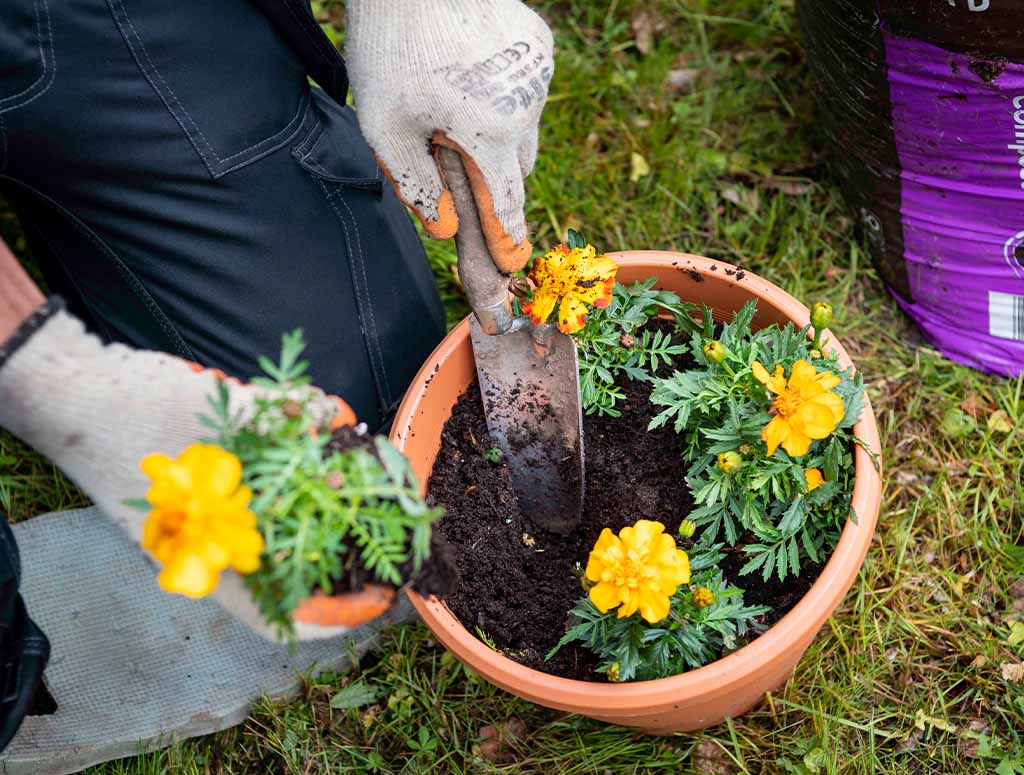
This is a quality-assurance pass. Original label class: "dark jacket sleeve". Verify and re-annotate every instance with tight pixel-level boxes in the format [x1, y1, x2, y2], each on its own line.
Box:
[248, 0, 349, 104]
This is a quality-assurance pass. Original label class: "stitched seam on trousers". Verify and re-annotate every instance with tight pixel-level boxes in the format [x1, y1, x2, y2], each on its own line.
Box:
[12, 202, 120, 343]
[293, 115, 325, 159]
[0, 0, 56, 114]
[108, 0, 309, 178]
[334, 192, 393, 403]
[107, 0, 217, 173]
[299, 155, 380, 186]
[316, 178, 391, 411]
[0, 176, 197, 359]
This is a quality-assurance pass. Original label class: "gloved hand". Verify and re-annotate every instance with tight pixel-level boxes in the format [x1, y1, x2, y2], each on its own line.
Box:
[0, 252, 368, 642]
[345, 0, 554, 274]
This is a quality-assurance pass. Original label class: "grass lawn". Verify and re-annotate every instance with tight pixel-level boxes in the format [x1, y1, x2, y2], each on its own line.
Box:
[3, 1, 1024, 772]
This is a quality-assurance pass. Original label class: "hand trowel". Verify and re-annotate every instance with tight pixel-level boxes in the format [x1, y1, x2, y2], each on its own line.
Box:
[437, 147, 584, 534]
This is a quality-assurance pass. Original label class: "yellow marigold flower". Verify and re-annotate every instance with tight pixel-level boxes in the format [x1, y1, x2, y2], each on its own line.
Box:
[804, 468, 825, 492]
[523, 243, 618, 334]
[751, 359, 845, 458]
[585, 519, 691, 624]
[140, 444, 263, 599]
[692, 586, 714, 608]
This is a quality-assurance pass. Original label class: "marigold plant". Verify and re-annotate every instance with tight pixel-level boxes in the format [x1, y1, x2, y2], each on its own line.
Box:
[648, 300, 869, 582]
[551, 541, 768, 682]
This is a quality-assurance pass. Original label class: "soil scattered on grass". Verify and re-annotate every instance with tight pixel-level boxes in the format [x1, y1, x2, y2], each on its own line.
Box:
[426, 322, 825, 680]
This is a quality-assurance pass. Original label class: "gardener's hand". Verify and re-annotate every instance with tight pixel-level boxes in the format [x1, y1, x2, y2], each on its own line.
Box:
[0, 253, 372, 641]
[345, 0, 554, 274]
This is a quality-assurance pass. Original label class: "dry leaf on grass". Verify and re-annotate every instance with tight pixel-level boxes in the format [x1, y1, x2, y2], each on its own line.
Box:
[959, 392, 992, 419]
[1000, 661, 1024, 683]
[630, 152, 651, 183]
[692, 740, 736, 775]
[664, 68, 701, 95]
[762, 176, 813, 195]
[631, 10, 664, 55]
[1011, 578, 1024, 613]
[477, 717, 528, 764]
[987, 409, 1014, 433]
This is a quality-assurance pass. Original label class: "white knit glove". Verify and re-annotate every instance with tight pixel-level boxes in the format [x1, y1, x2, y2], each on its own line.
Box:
[345, 0, 554, 273]
[0, 304, 361, 642]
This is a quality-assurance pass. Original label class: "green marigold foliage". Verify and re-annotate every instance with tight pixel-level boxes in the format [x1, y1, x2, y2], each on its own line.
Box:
[203, 331, 441, 635]
[648, 301, 866, 582]
[573, 278, 699, 416]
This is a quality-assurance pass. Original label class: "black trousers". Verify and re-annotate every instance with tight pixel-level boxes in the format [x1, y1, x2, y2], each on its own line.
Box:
[0, 0, 446, 430]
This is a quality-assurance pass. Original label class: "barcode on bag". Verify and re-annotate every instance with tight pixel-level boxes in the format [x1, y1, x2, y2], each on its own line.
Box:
[989, 291, 1024, 341]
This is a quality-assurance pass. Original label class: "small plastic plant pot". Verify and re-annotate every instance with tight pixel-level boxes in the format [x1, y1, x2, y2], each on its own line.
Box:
[391, 252, 883, 734]
[292, 584, 397, 628]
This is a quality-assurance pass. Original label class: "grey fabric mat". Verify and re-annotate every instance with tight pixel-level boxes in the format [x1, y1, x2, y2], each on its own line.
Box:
[1, 507, 413, 775]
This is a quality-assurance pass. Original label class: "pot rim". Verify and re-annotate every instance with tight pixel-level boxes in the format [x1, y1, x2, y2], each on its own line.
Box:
[397, 251, 882, 712]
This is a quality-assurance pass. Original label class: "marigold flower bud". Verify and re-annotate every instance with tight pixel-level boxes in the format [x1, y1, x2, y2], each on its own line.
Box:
[717, 451, 742, 474]
[678, 519, 697, 538]
[282, 399, 303, 418]
[703, 339, 727, 364]
[606, 663, 622, 682]
[325, 470, 345, 490]
[738, 443, 753, 456]
[811, 302, 833, 330]
[619, 333, 636, 349]
[692, 587, 714, 608]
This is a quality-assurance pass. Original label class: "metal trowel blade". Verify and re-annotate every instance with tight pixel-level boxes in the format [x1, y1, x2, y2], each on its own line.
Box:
[469, 315, 585, 534]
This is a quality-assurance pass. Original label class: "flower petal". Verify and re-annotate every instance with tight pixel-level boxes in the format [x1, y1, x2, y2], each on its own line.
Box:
[762, 416, 789, 456]
[638, 588, 672, 624]
[157, 553, 220, 599]
[589, 581, 622, 613]
[557, 295, 591, 334]
[805, 468, 825, 492]
[791, 395, 844, 439]
[780, 429, 813, 457]
[522, 286, 558, 326]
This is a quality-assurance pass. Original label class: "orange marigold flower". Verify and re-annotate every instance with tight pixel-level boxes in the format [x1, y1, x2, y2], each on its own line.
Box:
[140, 444, 263, 599]
[522, 243, 618, 334]
[752, 359, 845, 458]
[585, 519, 690, 624]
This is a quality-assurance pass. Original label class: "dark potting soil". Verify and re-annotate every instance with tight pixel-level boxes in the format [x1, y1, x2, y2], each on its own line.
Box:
[427, 323, 825, 681]
[321, 426, 456, 598]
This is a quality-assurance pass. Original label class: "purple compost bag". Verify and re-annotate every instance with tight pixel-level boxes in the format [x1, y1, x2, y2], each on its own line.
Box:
[798, 0, 1024, 375]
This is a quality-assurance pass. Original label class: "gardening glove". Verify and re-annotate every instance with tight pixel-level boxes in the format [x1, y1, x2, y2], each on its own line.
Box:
[345, 0, 554, 274]
[0, 298, 369, 643]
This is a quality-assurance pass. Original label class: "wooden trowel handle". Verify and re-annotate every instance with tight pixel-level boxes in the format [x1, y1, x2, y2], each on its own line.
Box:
[437, 147, 513, 335]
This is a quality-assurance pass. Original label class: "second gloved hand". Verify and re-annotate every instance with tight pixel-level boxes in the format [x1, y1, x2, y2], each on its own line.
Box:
[345, 0, 554, 274]
[0, 302, 359, 642]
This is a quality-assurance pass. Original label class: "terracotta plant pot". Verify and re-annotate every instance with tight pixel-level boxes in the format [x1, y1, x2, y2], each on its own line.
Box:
[391, 251, 882, 734]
